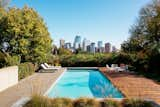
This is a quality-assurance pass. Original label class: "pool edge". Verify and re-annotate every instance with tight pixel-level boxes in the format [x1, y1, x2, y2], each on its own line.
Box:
[44, 68, 67, 96]
[44, 67, 124, 100]
[67, 67, 98, 70]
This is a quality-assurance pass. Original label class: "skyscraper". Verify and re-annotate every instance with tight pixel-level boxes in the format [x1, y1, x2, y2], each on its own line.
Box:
[82, 38, 90, 51]
[97, 41, 103, 53]
[87, 45, 91, 52]
[90, 42, 96, 53]
[98, 41, 103, 48]
[105, 42, 111, 52]
[64, 42, 72, 49]
[74, 35, 81, 49]
[112, 46, 117, 52]
[60, 39, 65, 48]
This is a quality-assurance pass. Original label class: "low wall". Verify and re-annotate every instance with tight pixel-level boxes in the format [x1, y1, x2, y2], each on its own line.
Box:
[0, 66, 18, 92]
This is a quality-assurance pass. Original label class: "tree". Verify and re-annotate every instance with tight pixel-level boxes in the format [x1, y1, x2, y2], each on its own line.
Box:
[58, 48, 72, 55]
[121, 0, 160, 75]
[51, 44, 58, 55]
[121, 0, 160, 53]
[0, 6, 52, 63]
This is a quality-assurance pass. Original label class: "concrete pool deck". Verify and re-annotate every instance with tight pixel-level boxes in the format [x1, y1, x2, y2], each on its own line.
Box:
[99, 67, 160, 105]
[0, 68, 66, 107]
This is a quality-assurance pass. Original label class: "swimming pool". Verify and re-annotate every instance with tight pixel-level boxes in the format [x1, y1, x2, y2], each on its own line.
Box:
[47, 69, 123, 98]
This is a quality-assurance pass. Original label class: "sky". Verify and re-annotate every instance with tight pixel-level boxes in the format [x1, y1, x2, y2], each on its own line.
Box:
[10, 0, 151, 49]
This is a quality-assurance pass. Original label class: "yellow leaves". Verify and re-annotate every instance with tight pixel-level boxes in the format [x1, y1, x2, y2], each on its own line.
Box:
[19, 39, 29, 47]
[19, 48, 28, 55]
[0, 8, 6, 18]
[0, 6, 52, 63]
[10, 39, 16, 46]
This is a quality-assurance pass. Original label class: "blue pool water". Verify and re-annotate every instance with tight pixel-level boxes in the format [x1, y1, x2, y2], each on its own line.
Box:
[47, 69, 123, 98]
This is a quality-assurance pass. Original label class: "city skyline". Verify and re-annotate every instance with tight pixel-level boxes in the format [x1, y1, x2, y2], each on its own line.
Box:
[11, 0, 151, 49]
[59, 36, 117, 53]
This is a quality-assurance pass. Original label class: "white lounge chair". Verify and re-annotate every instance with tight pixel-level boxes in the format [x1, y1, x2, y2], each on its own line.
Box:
[39, 64, 60, 72]
[106, 64, 118, 71]
[112, 64, 118, 67]
[117, 65, 128, 72]
[106, 64, 129, 72]
[44, 63, 61, 68]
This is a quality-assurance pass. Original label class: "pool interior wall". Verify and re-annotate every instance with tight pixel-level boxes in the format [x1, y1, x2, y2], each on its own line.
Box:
[46, 69, 124, 99]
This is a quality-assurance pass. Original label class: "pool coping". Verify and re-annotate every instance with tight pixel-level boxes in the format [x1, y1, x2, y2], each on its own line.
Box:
[44, 68, 67, 96]
[44, 67, 124, 100]
[67, 67, 98, 70]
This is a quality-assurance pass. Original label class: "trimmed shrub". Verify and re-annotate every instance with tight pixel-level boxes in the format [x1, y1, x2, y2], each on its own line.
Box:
[73, 98, 100, 107]
[0, 52, 20, 68]
[148, 53, 160, 74]
[111, 52, 133, 65]
[59, 53, 132, 67]
[4, 54, 20, 66]
[18, 62, 35, 80]
[0, 52, 6, 68]
[47, 55, 60, 66]
[102, 99, 121, 107]
[122, 99, 153, 107]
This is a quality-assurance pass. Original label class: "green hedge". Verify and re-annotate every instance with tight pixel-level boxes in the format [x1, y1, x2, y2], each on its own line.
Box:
[0, 52, 20, 68]
[59, 53, 132, 67]
[0, 52, 6, 68]
[59, 52, 160, 77]
[18, 62, 35, 80]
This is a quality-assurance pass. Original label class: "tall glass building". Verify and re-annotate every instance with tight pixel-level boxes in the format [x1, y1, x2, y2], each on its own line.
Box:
[105, 42, 111, 52]
[60, 39, 65, 48]
[82, 38, 90, 51]
[90, 42, 96, 53]
[97, 41, 103, 53]
[98, 41, 103, 48]
[74, 35, 81, 49]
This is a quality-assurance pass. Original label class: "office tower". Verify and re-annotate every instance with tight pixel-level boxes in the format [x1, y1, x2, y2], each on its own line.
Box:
[98, 41, 103, 48]
[64, 42, 72, 49]
[95, 47, 98, 53]
[90, 42, 96, 53]
[60, 39, 65, 48]
[87, 45, 91, 52]
[101, 47, 105, 53]
[105, 42, 111, 52]
[74, 35, 81, 49]
[82, 38, 90, 51]
[97, 41, 103, 53]
[112, 46, 117, 52]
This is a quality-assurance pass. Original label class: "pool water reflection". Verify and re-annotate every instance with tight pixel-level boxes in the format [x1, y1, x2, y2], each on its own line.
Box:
[47, 69, 123, 98]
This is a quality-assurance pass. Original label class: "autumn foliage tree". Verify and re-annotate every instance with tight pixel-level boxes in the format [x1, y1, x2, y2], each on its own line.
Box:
[121, 0, 160, 76]
[0, 6, 52, 64]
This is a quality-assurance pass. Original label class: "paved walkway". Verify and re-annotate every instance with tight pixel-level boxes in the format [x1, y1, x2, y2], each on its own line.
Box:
[99, 67, 160, 105]
[0, 68, 65, 107]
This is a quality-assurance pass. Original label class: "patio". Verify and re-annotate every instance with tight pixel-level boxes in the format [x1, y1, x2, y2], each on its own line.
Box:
[0, 68, 65, 107]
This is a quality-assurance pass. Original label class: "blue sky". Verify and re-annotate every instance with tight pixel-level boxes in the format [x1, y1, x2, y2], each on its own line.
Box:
[10, 0, 151, 48]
